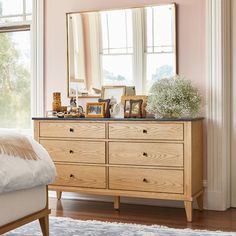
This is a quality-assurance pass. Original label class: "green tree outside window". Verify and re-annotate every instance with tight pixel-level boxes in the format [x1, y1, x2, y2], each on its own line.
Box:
[0, 32, 31, 129]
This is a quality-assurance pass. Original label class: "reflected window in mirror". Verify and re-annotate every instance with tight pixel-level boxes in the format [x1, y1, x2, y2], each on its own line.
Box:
[67, 4, 177, 97]
[100, 9, 133, 87]
[145, 5, 176, 92]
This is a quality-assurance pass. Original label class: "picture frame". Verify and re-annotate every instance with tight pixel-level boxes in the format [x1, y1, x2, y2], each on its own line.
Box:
[124, 100, 131, 117]
[124, 99, 143, 118]
[121, 95, 148, 118]
[86, 102, 105, 118]
[101, 86, 126, 104]
[98, 98, 111, 118]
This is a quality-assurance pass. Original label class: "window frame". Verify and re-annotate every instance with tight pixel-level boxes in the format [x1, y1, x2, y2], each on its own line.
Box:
[143, 4, 177, 93]
[100, 9, 133, 55]
[99, 10, 134, 87]
[98, 4, 177, 94]
[0, 0, 32, 26]
[0, 0, 44, 134]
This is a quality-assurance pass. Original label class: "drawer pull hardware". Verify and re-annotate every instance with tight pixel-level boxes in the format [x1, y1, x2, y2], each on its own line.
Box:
[69, 150, 74, 154]
[143, 152, 148, 157]
[69, 128, 74, 132]
[143, 129, 147, 134]
[143, 178, 148, 183]
[70, 174, 75, 178]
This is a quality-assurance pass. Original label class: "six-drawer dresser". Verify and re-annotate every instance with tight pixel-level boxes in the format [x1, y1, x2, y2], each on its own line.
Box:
[33, 118, 204, 222]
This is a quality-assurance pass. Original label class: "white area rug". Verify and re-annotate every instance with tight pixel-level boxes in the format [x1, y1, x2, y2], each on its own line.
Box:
[4, 217, 236, 236]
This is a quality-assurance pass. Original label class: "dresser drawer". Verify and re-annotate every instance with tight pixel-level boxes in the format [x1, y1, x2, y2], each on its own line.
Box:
[39, 122, 106, 139]
[53, 164, 106, 189]
[109, 123, 184, 140]
[109, 142, 183, 167]
[109, 167, 183, 194]
[40, 140, 106, 164]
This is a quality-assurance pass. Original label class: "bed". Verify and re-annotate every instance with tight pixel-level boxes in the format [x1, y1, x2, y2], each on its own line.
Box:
[0, 131, 56, 235]
[0, 186, 50, 235]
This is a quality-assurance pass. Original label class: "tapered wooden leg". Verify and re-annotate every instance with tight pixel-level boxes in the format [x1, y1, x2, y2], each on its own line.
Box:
[56, 191, 62, 200]
[196, 194, 203, 211]
[39, 215, 49, 236]
[184, 201, 193, 222]
[114, 196, 120, 210]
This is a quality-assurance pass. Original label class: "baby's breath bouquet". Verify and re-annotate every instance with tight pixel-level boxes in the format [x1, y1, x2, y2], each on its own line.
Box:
[147, 76, 201, 118]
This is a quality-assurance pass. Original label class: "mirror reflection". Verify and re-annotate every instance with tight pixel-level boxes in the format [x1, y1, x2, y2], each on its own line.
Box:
[67, 4, 177, 97]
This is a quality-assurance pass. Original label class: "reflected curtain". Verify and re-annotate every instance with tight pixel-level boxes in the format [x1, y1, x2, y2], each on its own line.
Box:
[87, 12, 102, 89]
[132, 8, 145, 94]
[68, 14, 86, 94]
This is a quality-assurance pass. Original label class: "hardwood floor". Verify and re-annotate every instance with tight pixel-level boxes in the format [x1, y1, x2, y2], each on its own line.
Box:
[49, 197, 236, 232]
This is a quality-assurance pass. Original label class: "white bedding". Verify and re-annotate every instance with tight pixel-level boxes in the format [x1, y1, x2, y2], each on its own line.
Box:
[0, 130, 56, 194]
[0, 185, 46, 227]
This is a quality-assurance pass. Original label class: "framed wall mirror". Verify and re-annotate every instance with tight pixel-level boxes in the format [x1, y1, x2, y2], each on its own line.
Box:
[67, 4, 177, 97]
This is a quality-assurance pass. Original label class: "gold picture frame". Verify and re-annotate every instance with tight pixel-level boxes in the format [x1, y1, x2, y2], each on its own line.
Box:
[124, 99, 143, 118]
[86, 102, 105, 118]
[121, 95, 148, 118]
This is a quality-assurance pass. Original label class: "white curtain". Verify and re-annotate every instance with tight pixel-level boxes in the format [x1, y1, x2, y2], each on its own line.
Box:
[132, 8, 145, 94]
[68, 14, 86, 84]
[88, 12, 102, 89]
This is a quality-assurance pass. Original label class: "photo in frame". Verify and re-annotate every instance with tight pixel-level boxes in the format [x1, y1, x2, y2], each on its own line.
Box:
[101, 86, 126, 104]
[98, 98, 111, 118]
[86, 102, 105, 118]
[122, 95, 148, 118]
[130, 99, 143, 118]
[124, 99, 143, 118]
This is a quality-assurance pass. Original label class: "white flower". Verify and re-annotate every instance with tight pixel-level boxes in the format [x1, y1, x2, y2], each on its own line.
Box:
[147, 75, 201, 118]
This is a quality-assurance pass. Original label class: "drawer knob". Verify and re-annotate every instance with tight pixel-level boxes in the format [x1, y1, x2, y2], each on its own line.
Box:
[143, 152, 148, 157]
[143, 129, 147, 134]
[69, 150, 74, 154]
[69, 128, 74, 132]
[143, 178, 148, 183]
[70, 174, 75, 178]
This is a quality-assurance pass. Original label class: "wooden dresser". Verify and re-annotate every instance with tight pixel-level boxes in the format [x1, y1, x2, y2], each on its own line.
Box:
[33, 118, 203, 222]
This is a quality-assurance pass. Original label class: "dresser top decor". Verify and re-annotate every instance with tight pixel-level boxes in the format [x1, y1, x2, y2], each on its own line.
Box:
[32, 117, 204, 122]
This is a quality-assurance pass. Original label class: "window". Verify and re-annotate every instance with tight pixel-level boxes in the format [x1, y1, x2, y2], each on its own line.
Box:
[145, 5, 176, 92]
[100, 10, 134, 86]
[0, 0, 32, 129]
[0, 0, 32, 24]
[99, 5, 176, 94]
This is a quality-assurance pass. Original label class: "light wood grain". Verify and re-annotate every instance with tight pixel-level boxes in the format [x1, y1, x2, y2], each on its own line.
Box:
[39, 215, 49, 236]
[40, 140, 106, 164]
[191, 120, 203, 195]
[34, 119, 203, 222]
[54, 164, 106, 189]
[114, 196, 120, 210]
[49, 185, 190, 201]
[56, 191, 62, 200]
[184, 201, 193, 222]
[183, 122, 192, 197]
[40, 122, 106, 139]
[109, 142, 183, 167]
[182, 120, 203, 222]
[196, 194, 203, 211]
[109, 123, 184, 140]
[109, 167, 183, 194]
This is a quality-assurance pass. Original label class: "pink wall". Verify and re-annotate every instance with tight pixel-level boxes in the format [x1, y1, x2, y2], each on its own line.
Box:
[44, 0, 205, 110]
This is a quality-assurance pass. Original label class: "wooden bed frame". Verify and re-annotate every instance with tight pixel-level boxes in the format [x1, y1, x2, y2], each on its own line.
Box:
[0, 187, 50, 236]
